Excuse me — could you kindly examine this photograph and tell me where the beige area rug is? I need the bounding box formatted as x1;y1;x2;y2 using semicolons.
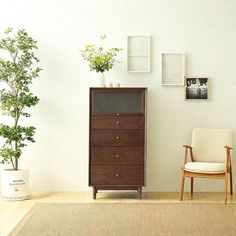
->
10;203;236;236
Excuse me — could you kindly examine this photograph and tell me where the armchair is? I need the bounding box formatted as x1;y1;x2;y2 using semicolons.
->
180;129;233;203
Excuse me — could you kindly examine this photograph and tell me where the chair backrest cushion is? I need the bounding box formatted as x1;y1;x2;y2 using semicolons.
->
191;129;233;162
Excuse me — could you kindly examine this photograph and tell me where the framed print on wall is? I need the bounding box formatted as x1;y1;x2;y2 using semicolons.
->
185;77;208;100
127;35;151;73
161;53;185;86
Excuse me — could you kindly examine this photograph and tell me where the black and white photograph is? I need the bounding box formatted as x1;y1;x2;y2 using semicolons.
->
185;78;208;100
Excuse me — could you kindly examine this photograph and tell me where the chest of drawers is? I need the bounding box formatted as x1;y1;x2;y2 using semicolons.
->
89;88;147;199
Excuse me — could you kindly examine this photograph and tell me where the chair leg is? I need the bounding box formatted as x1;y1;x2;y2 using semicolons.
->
230;166;233;195
224;174;228;204
180;171;185;201
191;177;194;197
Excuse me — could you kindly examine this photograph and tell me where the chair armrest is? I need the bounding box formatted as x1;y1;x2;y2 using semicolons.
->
182;145;194;165
183;145;193;149
224;146;233;172
224;145;233;150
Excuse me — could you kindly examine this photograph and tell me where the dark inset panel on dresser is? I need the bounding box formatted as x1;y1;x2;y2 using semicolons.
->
90;166;144;186
91;129;144;147
91;88;146;115
91;147;144;166
91;116;145;129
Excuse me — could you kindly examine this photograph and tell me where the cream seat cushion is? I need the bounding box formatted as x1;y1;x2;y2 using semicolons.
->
184;162;225;174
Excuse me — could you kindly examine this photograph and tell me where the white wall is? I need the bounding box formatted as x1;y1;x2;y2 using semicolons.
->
0;0;236;192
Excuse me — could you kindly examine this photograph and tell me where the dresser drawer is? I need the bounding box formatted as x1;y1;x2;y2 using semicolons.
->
91;130;144;147
91;116;145;129
90;166;144;185
90;147;144;166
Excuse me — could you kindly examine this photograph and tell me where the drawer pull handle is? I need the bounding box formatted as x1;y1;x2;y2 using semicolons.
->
116;113;120;116
115;174;119;177
116;136;119;140
116;154;119;158
116;121;120;125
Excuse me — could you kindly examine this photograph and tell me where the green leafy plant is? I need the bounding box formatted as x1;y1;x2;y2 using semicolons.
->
0;28;41;170
81;34;122;73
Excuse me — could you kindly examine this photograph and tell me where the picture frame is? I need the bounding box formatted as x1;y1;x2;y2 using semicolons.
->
127;35;151;73
185;77;209;100
161;53;185;86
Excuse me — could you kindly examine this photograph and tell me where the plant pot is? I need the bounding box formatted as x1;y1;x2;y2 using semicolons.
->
93;72;105;87
1;169;30;201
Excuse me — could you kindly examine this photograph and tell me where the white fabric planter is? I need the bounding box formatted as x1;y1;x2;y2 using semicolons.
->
1;169;30;201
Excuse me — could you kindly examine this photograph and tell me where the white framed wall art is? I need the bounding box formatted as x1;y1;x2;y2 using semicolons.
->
127;35;151;73
185;77;209;100
161;53;185;86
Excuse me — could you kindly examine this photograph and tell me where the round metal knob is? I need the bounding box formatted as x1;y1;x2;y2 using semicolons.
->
115;174;119;177
116;154;119;158
116;121;120;125
116;136;119;140
117;113;120;116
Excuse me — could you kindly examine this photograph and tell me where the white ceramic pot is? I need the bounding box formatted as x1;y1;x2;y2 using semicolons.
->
1;169;30;201
93;72;105;87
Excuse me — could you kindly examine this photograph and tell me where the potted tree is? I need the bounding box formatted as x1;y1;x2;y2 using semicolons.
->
0;28;41;200
81;34;122;87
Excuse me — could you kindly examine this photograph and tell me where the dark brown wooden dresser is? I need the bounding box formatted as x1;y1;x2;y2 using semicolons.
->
89;88;147;199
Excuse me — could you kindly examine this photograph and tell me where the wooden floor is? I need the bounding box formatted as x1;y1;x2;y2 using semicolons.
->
1;191;235;236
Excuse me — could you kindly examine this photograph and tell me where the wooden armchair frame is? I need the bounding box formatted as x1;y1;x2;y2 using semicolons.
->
180;145;233;204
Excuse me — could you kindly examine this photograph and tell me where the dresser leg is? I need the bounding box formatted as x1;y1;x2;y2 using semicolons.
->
93;187;97;199
137;187;142;199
